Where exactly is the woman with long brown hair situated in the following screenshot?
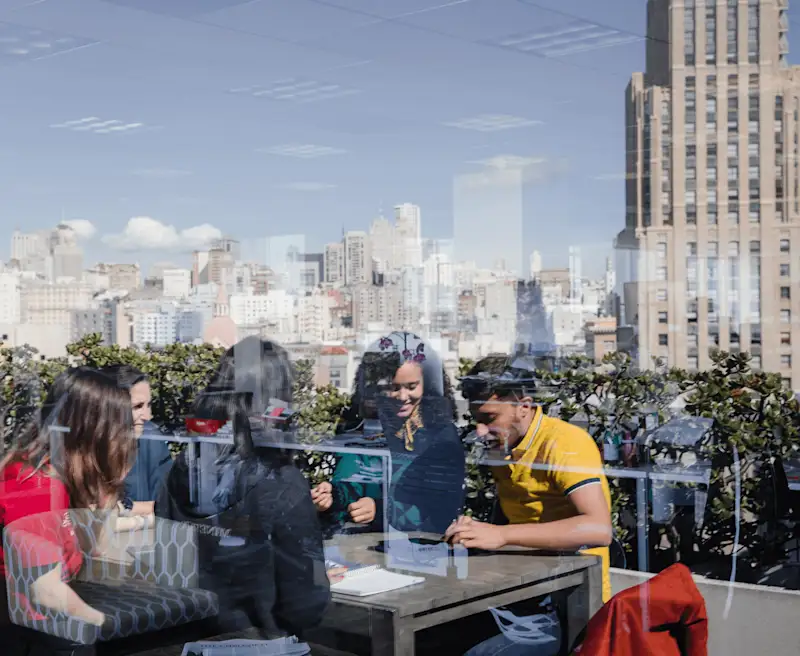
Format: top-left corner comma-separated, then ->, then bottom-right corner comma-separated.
0,367 -> 137,656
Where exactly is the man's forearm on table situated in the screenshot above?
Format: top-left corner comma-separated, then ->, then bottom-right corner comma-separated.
499,517 -> 612,551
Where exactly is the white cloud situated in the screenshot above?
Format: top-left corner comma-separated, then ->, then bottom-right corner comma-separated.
103,217 -> 222,252
61,219 -> 96,239
444,114 -> 542,132
258,144 -> 347,158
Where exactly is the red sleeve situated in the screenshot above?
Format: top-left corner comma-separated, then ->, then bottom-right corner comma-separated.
1,471 -> 82,577
6,511 -> 70,570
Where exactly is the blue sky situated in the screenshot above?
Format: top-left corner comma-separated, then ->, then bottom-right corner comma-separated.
0,0 -> 797,277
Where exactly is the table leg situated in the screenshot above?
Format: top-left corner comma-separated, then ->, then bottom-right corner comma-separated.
636,477 -> 649,572
564,562 -> 603,652
370,608 -> 414,656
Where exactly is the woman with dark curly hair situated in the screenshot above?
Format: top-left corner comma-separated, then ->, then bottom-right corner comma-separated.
311,331 -> 465,535
0,367 -> 136,656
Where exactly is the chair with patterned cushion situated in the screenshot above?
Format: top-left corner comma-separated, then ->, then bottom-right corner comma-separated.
3,510 -> 218,646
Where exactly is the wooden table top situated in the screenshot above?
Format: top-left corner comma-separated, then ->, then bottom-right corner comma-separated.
326,532 -> 600,617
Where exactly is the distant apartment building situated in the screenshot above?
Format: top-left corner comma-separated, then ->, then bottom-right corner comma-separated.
317,346 -> 356,393
52,242 -> 83,281
297,289 -> 333,342
70,298 -> 124,345
344,231 -> 371,286
0,272 -> 21,325
21,280 -> 93,325
162,268 -> 192,298
212,236 -> 241,263
369,216 -> 394,273
229,289 -> 296,335
585,317 -> 619,364
108,263 -> 140,290
132,305 -> 179,347
192,250 -> 210,286
394,203 -> 422,269
324,242 -> 345,285
300,253 -> 324,289
10,229 -> 47,261
626,0 -> 799,385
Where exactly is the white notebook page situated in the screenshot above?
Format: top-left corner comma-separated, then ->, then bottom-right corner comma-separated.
331,567 -> 424,597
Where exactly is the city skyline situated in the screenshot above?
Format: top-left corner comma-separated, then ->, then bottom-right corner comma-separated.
0,0 -> 735,279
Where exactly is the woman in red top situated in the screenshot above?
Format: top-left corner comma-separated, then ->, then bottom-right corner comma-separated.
0,367 -> 136,656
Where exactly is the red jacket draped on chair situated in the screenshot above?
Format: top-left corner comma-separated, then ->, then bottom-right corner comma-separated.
574,563 -> 708,656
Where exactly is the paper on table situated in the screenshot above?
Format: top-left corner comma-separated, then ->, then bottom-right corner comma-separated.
330,567 -> 424,597
181,638 -> 310,656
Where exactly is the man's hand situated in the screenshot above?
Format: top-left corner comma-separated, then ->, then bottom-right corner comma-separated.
310,481 -> 333,512
445,516 -> 507,550
347,497 -> 376,524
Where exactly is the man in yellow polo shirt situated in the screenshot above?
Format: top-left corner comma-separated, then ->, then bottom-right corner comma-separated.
447,358 -> 612,655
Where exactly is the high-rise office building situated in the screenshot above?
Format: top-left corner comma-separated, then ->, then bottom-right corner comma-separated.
627,0 -> 799,387
344,231 -> 371,286
394,203 -> 422,269
324,242 -> 345,285
212,236 -> 241,263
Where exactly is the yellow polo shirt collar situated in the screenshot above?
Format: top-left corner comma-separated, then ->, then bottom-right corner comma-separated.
510,406 -> 544,459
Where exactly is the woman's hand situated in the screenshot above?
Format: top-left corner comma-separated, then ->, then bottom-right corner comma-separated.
310,481 -> 333,512
326,567 -> 347,584
88,608 -> 106,627
347,497 -> 376,524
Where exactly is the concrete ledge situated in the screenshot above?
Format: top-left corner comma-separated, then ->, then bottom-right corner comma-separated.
610,568 -> 800,656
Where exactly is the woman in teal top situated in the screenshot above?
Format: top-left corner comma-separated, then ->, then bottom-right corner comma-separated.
310,332 -> 465,535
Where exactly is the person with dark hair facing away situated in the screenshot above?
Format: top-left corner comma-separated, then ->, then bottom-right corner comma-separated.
102,365 -> 171,523
0,367 -> 137,656
448,355 -> 613,656
311,331 -> 465,536
155,337 -> 330,640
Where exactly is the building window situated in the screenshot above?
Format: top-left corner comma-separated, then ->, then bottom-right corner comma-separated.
688,355 -> 699,371
656,266 -> 668,281
781,332 -> 792,346
783,377 -> 792,389
752,354 -> 762,370
657,289 -> 668,302
781,263 -> 790,276
749,240 -> 761,253
658,311 -> 668,324
782,286 -> 791,300
729,240 -> 740,256
659,334 -> 669,346
749,201 -> 760,223
747,1 -> 759,64
780,238 -> 791,253
782,354 -> 792,368
727,0 -> 738,64
705,3 -> 716,63
685,2 -> 696,65
657,241 -> 668,257
781,309 -> 791,324
708,241 -> 719,256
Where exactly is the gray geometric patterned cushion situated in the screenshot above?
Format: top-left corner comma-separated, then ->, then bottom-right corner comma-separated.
3,511 -> 216,644
17,580 -> 218,645
76,580 -> 218,643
